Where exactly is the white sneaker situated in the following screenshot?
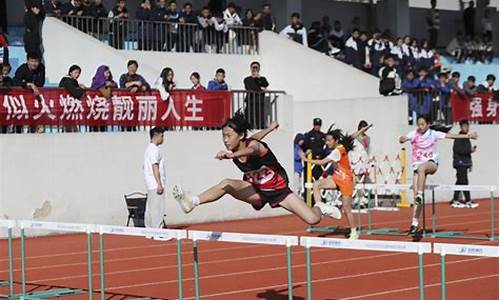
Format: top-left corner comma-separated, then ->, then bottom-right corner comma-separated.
172,184 -> 194,213
315,202 -> 342,220
349,231 -> 359,240
451,201 -> 467,208
466,202 -> 479,208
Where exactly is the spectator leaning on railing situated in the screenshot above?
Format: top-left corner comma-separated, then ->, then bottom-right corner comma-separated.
91,65 -> 117,99
190,72 -> 205,90
449,71 -> 465,95
44,0 -> 62,17
178,2 -> 198,52
463,75 -> 477,97
280,12 -> 307,47
59,64 -> 86,100
255,3 -> 276,32
154,67 -> 175,100
207,68 -> 228,91
0,63 -> 13,88
108,0 -> 128,49
13,52 -> 45,95
119,60 -> 151,93
478,74 -> 497,93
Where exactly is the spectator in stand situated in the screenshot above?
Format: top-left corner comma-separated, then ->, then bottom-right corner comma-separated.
88,0 -> 108,38
152,0 -> 168,51
293,133 -> 305,196
344,28 -> 360,68
44,0 -> 62,16
419,39 -> 435,73
435,72 -> 451,123
197,6 -> 214,52
223,2 -> 242,26
136,0 -> 153,50
451,120 -> 478,208
239,9 -> 257,54
308,21 -> 328,54
24,2 -> 45,57
303,118 -> 326,181
62,0 -> 85,15
207,68 -> 228,90
59,64 -> 86,100
13,52 -> 45,95
280,13 -> 307,47
153,67 -> 175,101
478,74 -> 496,93
402,70 -> 419,123
463,75 -> 477,96
255,3 -> 276,32
190,72 -> 205,90
378,55 -> 401,96
0,27 -> 8,65
368,30 -> 385,75
426,0 -> 440,48
0,63 -> 13,88
119,60 -> 150,93
481,8 -> 494,43
462,0 -> 475,38
108,0 -> 128,49
320,16 -> 332,37
329,20 -> 345,50
449,71 -> 465,95
414,66 -> 434,116
244,61 -> 269,129
178,2 -> 198,52
91,65 -> 117,99
447,31 -> 466,63
213,12 -> 229,53
166,1 -> 180,51
358,31 -> 371,73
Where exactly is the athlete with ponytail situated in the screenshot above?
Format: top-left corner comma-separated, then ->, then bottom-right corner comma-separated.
172,112 -> 342,225
302,125 -> 359,239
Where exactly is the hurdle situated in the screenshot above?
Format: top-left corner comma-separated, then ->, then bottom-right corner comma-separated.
300,236 -> 432,300
431,185 -> 498,241
188,230 -> 299,300
0,220 -> 15,299
18,220 -> 89,299
98,225 -> 187,300
433,243 -> 499,300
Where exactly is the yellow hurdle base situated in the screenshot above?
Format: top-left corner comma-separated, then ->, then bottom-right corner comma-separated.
396,203 -> 413,208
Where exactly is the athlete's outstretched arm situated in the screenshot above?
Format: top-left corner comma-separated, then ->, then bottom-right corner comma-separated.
399,136 -> 410,143
249,122 -> 279,141
351,124 -> 373,139
215,140 -> 263,160
445,132 -> 478,139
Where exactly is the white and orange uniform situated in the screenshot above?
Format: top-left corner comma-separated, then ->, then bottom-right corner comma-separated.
327,145 -> 354,197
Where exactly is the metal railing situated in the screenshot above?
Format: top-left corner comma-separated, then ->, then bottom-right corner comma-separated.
231,90 -> 285,129
59,15 -> 259,55
405,89 -> 452,125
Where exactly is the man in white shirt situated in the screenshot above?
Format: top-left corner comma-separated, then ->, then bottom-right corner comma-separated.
143,127 -> 167,229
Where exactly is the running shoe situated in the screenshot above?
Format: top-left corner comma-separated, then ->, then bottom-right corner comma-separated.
315,202 -> 342,219
349,231 -> 359,240
172,184 -> 194,213
465,201 -> 479,208
414,194 -> 423,206
408,225 -> 420,236
451,201 -> 467,208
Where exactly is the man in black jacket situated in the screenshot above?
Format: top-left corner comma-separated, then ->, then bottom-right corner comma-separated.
451,120 -> 478,208
13,52 -> 45,95
303,118 -> 326,181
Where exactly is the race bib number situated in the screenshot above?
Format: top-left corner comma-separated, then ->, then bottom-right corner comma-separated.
415,150 -> 433,161
245,166 -> 276,185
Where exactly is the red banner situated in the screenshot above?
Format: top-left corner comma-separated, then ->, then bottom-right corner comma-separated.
451,92 -> 499,123
0,88 -> 231,127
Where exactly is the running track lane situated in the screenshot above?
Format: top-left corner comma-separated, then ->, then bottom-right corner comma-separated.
0,200 -> 498,299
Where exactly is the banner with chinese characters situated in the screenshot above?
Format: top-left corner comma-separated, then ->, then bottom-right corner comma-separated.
451,92 -> 498,123
0,88 -> 231,127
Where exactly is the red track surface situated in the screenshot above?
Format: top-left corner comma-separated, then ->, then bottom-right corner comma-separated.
1,200 -> 498,300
